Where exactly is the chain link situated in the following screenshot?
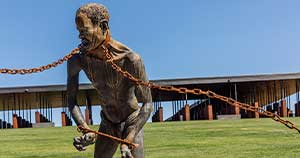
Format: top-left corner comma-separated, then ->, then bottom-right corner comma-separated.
77,125 -> 139,149
0,48 -> 79,75
1,46 -> 299,144
103,47 -> 300,133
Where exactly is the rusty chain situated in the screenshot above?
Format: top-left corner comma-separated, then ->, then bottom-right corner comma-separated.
0,48 -> 79,75
1,45 -> 299,145
77,125 -> 139,149
102,45 -> 300,133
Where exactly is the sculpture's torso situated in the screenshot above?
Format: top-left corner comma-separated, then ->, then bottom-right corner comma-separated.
79,40 -> 140,124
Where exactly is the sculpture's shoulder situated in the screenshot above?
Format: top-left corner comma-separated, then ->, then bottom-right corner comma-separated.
67,53 -> 82,68
68,53 -> 81,63
67,53 -> 82,75
125,51 -> 142,64
109,39 -> 142,64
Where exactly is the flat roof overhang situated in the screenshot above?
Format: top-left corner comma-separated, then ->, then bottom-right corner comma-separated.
0,72 -> 299,110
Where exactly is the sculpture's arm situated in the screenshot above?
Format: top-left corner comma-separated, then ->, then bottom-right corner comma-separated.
124,55 -> 153,142
68,55 -> 96,151
67,54 -> 89,129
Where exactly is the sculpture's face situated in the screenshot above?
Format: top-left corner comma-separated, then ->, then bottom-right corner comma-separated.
76,12 -> 104,53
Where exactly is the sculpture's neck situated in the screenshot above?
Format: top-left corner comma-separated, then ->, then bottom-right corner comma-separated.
85,29 -> 111,60
86,29 -> 131,62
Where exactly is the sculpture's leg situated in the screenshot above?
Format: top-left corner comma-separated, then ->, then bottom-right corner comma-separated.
94,121 -> 119,158
131,129 -> 144,158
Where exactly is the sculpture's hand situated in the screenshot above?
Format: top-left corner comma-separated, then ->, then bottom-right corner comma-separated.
73,132 -> 96,151
120,144 -> 134,158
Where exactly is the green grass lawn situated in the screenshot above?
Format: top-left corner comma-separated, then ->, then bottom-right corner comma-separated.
1,118 -> 300,158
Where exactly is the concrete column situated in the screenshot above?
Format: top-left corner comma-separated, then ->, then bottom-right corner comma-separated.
183,104 -> 190,121
207,104 -> 213,120
280,100 -> 287,117
13,114 -> 18,128
158,107 -> 163,122
254,102 -> 259,118
35,111 -> 40,123
61,112 -> 66,127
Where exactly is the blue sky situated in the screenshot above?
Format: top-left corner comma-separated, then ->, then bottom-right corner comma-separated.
1,1 -> 300,126
1,0 -> 300,87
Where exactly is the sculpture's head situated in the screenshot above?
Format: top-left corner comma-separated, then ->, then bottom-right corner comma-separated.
75,3 -> 110,53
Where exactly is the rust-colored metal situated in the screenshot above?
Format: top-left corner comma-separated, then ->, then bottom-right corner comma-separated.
1,45 -> 300,141
85,108 -> 90,125
61,112 -> 66,127
102,45 -> 300,133
280,100 -> 288,117
13,114 -> 18,128
35,111 -> 40,123
184,104 -> 190,121
207,104 -> 213,120
234,105 -> 240,115
0,48 -> 79,75
254,102 -> 259,119
158,107 -> 163,122
77,125 -> 139,149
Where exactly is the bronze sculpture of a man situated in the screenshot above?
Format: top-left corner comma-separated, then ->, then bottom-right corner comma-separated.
67,3 -> 153,158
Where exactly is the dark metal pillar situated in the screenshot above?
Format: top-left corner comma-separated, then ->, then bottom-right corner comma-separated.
172,101 -> 174,121
3,97 -> 6,129
0,97 -> 4,129
234,83 -> 240,115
